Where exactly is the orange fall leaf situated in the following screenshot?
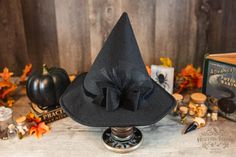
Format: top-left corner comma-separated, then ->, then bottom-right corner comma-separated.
176,64 -> 203,93
26,112 -> 42,123
0,84 -> 17,99
30,122 -> 50,139
20,64 -> 32,82
0,68 -> 13,81
146,65 -> 151,76
0,81 -> 13,88
7,99 -> 15,107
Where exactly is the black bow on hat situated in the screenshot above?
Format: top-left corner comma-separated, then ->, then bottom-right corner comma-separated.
84,62 -> 154,112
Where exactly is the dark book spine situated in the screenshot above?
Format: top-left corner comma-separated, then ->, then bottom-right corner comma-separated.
39,108 -> 67,123
202,54 -> 210,93
30,105 -> 68,124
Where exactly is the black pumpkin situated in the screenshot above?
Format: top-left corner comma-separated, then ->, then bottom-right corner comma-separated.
26,64 -> 70,109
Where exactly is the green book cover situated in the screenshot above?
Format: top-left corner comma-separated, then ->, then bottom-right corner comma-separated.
203,53 -> 236,121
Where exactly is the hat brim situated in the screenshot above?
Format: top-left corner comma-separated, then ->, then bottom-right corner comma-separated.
60,73 -> 176,127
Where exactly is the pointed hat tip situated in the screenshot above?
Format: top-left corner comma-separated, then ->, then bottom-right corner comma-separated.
118,12 -> 131,25
121,12 -> 129,19
122,12 -> 128,16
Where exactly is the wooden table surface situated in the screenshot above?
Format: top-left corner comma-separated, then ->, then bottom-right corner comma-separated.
0,94 -> 236,157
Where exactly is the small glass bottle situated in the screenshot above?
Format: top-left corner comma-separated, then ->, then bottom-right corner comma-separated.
179,106 -> 188,124
16,116 -> 30,139
172,93 -> 184,115
206,97 -> 219,121
0,106 -> 16,140
211,105 -> 219,121
189,93 -> 207,118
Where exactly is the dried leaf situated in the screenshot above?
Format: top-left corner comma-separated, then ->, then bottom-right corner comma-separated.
0,81 -> 12,88
30,122 -> 50,139
0,84 -> 17,99
7,98 -> 15,107
160,57 -> 173,67
27,112 -> 35,120
0,68 -> 13,81
20,64 -> 32,82
26,112 -> 41,123
175,64 -> 203,93
69,75 -> 76,82
146,65 -> 151,76
196,74 -> 203,88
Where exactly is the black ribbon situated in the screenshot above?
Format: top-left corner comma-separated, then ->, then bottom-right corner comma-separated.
85,66 -> 153,112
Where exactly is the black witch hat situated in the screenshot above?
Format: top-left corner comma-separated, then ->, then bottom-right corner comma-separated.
60,12 -> 175,127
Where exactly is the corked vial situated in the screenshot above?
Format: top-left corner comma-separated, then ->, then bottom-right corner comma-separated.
173,93 -> 184,102
16,116 -> 30,139
172,93 -> 184,115
189,93 -> 208,118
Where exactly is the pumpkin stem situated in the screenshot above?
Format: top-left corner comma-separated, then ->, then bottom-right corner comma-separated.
42,64 -> 49,75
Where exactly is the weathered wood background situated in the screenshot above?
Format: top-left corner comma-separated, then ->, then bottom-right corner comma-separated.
0,0 -> 235,75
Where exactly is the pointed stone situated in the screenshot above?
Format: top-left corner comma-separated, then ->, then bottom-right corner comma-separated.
184,122 -> 198,134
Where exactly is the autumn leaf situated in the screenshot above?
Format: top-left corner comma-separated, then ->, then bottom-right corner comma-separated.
175,64 -> 203,93
181,65 -> 196,77
7,98 -> 15,107
30,122 -> 50,139
160,57 -> 173,67
196,75 -> 203,88
20,64 -> 32,82
26,112 -> 35,120
0,84 -> 17,99
146,65 -> 151,76
0,81 -> 12,88
0,68 -> 13,81
0,78 -> 17,101
26,112 -> 41,123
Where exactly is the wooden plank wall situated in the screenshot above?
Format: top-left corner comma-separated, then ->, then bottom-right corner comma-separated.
207,0 -> 236,53
0,0 -> 28,74
0,0 -> 235,75
21,0 -> 60,71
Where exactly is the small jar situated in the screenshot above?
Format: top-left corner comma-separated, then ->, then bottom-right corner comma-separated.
206,97 -> 219,121
211,105 -> 219,121
179,106 -> 188,124
16,116 -> 30,139
172,93 -> 184,115
189,93 -> 207,118
0,106 -> 16,140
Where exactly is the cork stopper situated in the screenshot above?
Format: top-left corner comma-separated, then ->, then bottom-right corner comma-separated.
190,93 -> 206,104
179,106 -> 188,114
16,116 -> 26,124
172,93 -> 183,101
212,105 -> 219,112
